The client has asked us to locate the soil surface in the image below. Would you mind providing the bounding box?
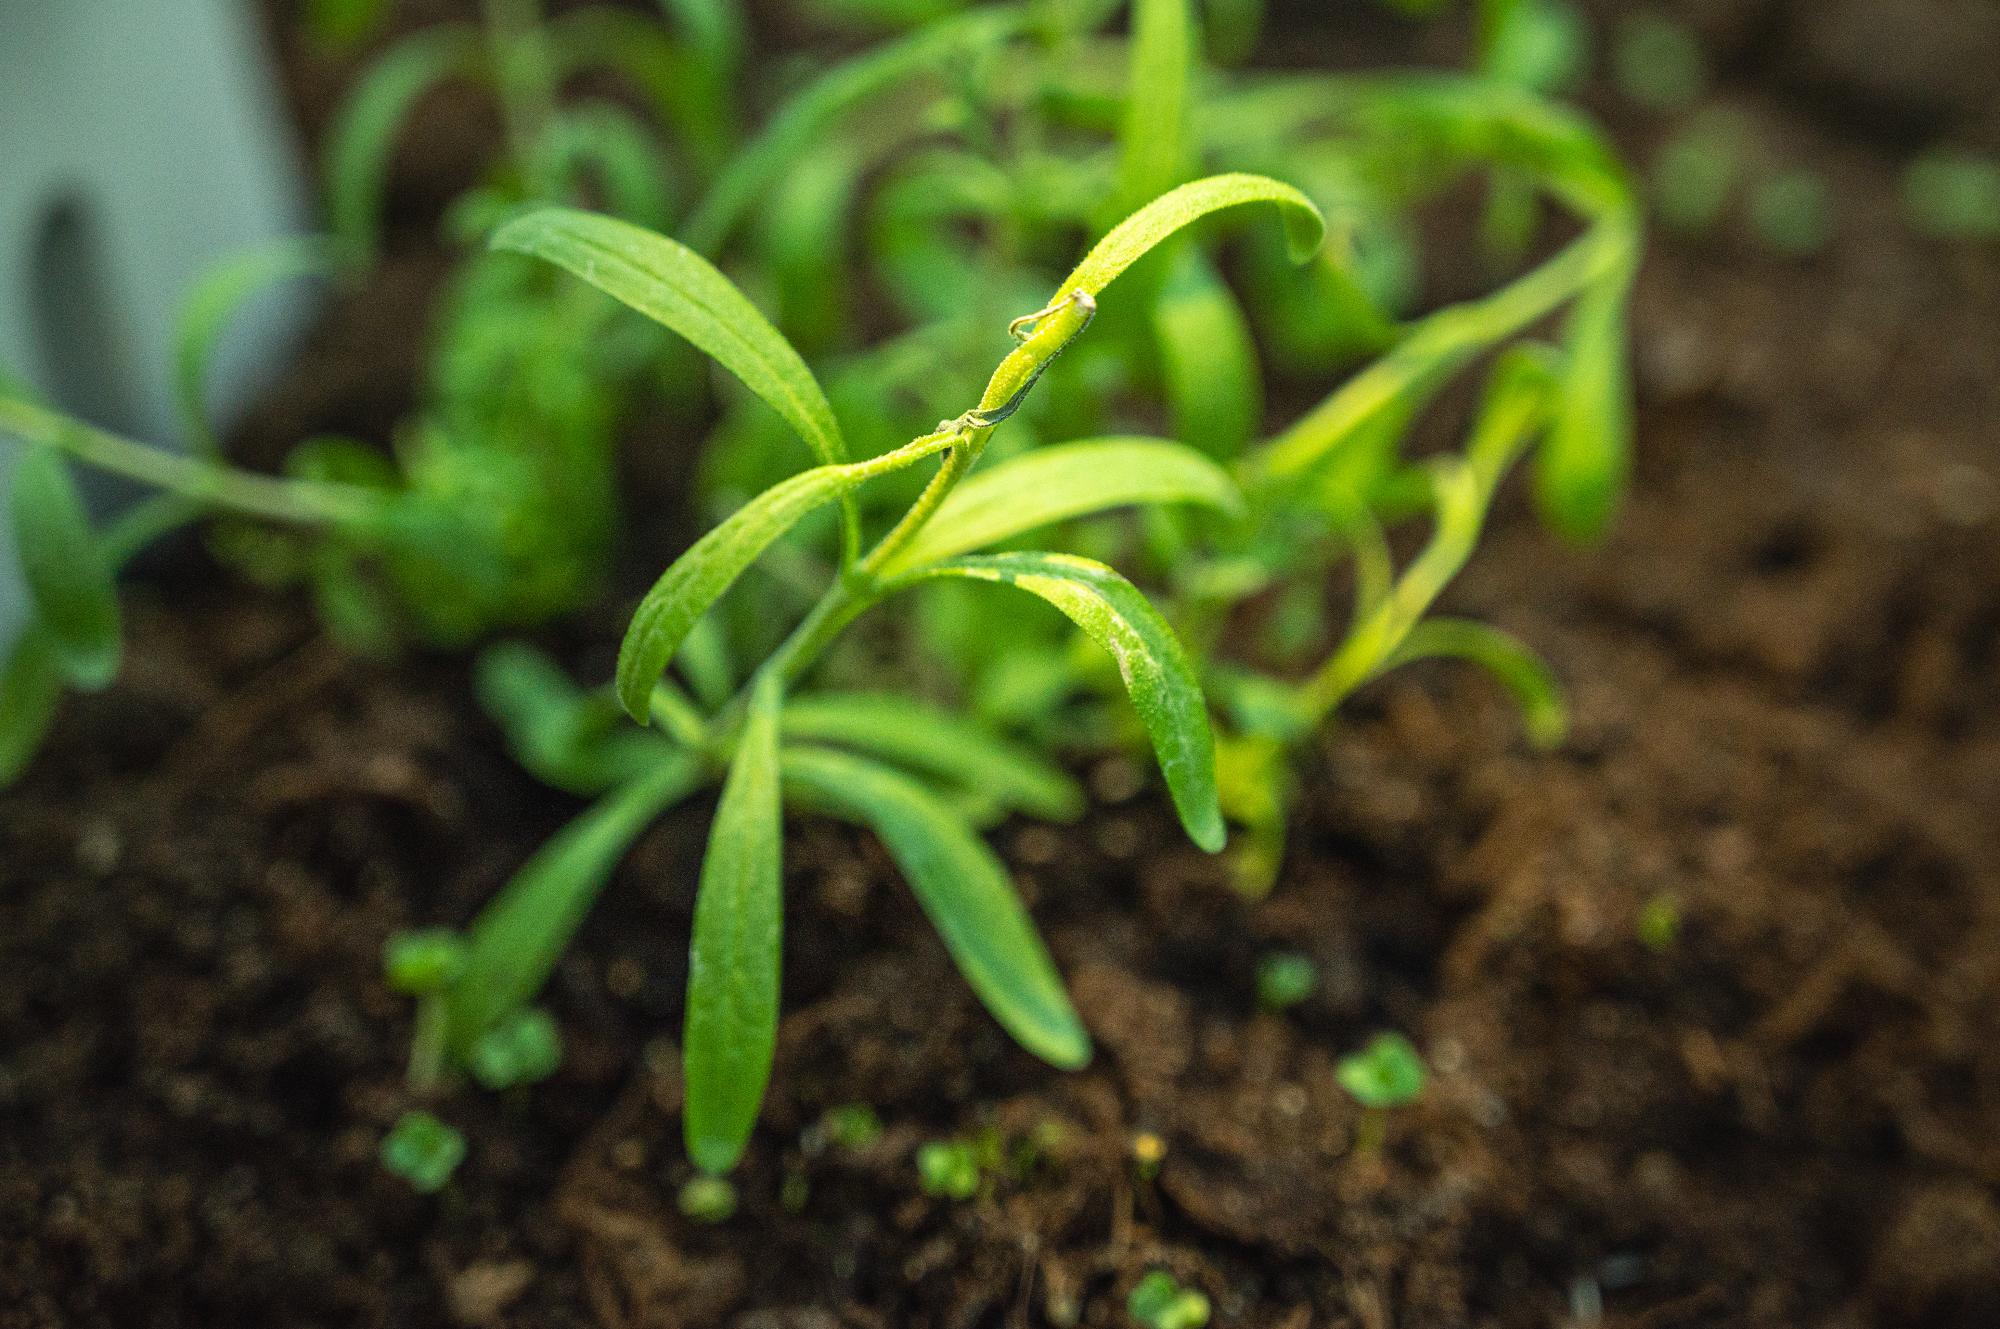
[7,3,2000,1327]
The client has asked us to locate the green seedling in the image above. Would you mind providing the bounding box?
[1749,169,1836,258]
[815,1103,885,1152]
[916,1138,985,1200]
[677,1174,739,1223]
[468,1007,563,1089]
[387,175,1322,1181]
[384,928,469,995]
[1652,108,1747,237]
[1128,1270,1212,1329]
[381,1109,467,1193]
[1255,950,1318,1012]
[1903,151,2000,242]
[1637,892,1682,953]
[1338,1031,1428,1154]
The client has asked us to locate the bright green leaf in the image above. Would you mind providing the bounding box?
[492,206,846,468]
[782,746,1090,1067]
[1535,268,1633,542]
[886,438,1241,573]
[893,553,1224,852]
[1054,173,1324,305]
[782,691,1084,822]
[684,674,784,1174]
[11,449,120,690]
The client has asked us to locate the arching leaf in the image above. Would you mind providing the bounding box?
[10,449,120,690]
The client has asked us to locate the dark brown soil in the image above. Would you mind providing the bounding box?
[8,5,2000,1327]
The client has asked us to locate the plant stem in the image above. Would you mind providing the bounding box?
[0,395,383,528]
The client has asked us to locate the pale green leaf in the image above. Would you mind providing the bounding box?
[682,7,1027,255]
[1153,249,1262,458]
[782,746,1089,1067]
[781,691,1083,822]
[1114,0,1198,217]
[1535,269,1633,543]
[885,438,1240,573]
[442,754,706,1056]
[1054,173,1323,305]
[614,427,959,720]
[684,674,784,1174]
[177,239,336,456]
[0,626,64,788]
[325,25,483,263]
[10,449,120,691]
[893,553,1224,852]
[492,206,846,469]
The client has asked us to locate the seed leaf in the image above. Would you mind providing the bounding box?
[177,239,335,456]
[894,553,1224,852]
[885,438,1241,573]
[782,746,1090,1068]
[612,428,957,720]
[442,753,706,1056]
[11,449,121,690]
[782,691,1083,823]
[684,675,784,1175]
[1054,174,1324,305]
[492,206,846,469]
[0,626,64,787]
[325,25,483,264]
[682,7,1026,255]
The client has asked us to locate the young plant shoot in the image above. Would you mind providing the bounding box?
[391,175,1325,1179]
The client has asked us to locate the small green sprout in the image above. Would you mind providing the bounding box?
[383,928,468,996]
[1749,170,1836,258]
[381,1110,467,1194]
[1611,12,1708,111]
[819,1103,885,1151]
[1637,892,1683,952]
[1128,1270,1211,1329]
[677,1174,738,1223]
[1902,151,2000,242]
[1255,951,1318,1012]
[916,1139,984,1200]
[1651,110,1746,236]
[468,1008,564,1090]
[1338,1032,1428,1156]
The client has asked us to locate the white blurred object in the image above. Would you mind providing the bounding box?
[0,0,315,651]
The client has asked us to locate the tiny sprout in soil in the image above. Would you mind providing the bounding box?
[1256,950,1318,1011]
[380,1110,467,1195]
[1128,1270,1212,1329]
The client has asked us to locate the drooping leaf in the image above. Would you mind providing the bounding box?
[492,206,846,468]
[781,691,1083,822]
[684,674,784,1174]
[1153,249,1262,458]
[892,553,1224,851]
[613,427,958,720]
[10,449,120,690]
[886,438,1240,573]
[782,746,1089,1067]
[177,239,336,456]
[325,25,484,263]
[441,753,707,1056]
[1113,0,1198,218]
[682,7,1027,255]
[0,626,64,787]
[1054,174,1322,307]
[1389,617,1567,749]
[476,641,673,795]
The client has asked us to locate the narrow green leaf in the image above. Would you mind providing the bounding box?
[475,642,673,795]
[325,25,483,263]
[1387,617,1567,749]
[684,675,784,1174]
[614,427,958,720]
[885,438,1240,573]
[1153,249,1262,459]
[1535,269,1633,543]
[782,746,1089,1067]
[1054,173,1323,305]
[781,691,1083,822]
[177,239,335,456]
[895,553,1224,852]
[442,753,706,1056]
[682,7,1026,255]
[11,449,120,690]
[534,103,678,229]
[0,626,64,788]
[1114,0,1198,217]
[492,206,846,468]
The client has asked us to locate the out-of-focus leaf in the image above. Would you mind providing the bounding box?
[10,449,120,690]
[1113,0,1197,218]
[0,626,64,787]
[1535,266,1632,542]
[177,239,336,456]
[1387,617,1567,748]
[1153,249,1261,458]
